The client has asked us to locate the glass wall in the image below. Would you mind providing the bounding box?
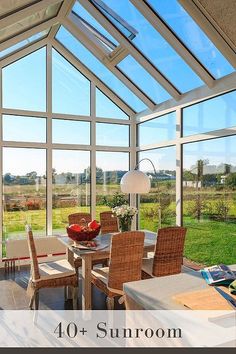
[138,112,176,147]
[3,148,47,240]
[183,137,236,265]
[96,152,129,219]
[52,150,91,234]
[139,147,176,232]
[0,45,131,258]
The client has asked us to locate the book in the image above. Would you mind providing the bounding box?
[201,264,236,286]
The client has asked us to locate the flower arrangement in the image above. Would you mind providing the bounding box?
[112,204,138,232]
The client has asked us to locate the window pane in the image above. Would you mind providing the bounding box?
[138,112,176,146]
[52,49,90,116]
[96,151,129,218]
[72,1,118,46]
[118,55,171,104]
[139,147,176,231]
[52,150,90,234]
[183,91,236,136]
[95,0,203,92]
[96,123,129,147]
[56,26,147,112]
[0,30,49,59]
[96,88,128,119]
[148,0,234,79]
[3,115,46,143]
[183,137,236,265]
[52,119,90,145]
[2,148,46,247]
[2,47,46,111]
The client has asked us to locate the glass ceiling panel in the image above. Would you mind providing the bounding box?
[118,55,171,104]
[148,0,234,79]
[72,1,118,47]
[92,0,204,92]
[56,26,147,112]
[0,2,61,42]
[0,30,49,58]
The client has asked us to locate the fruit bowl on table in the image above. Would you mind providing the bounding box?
[66,220,101,242]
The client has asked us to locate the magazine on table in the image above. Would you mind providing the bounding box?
[201,264,236,286]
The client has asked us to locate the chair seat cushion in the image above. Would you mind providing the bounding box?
[39,259,76,280]
[142,257,154,277]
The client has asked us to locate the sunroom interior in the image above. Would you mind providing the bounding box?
[0,0,235,310]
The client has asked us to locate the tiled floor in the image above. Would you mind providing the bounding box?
[0,265,124,310]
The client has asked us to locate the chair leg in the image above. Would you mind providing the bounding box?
[34,291,39,310]
[72,287,78,310]
[106,297,114,310]
[29,293,35,310]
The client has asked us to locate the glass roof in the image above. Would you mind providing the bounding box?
[117,55,171,104]
[56,26,147,112]
[0,0,235,115]
[72,1,118,47]
[92,0,204,92]
[148,0,234,79]
[0,30,49,59]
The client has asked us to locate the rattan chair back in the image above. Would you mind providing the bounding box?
[100,211,119,234]
[153,227,187,277]
[68,212,91,225]
[108,231,145,291]
[26,225,40,281]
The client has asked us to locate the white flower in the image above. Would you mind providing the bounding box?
[112,204,138,220]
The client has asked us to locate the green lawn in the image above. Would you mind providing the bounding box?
[2,201,236,266]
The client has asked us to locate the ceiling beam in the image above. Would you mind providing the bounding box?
[0,17,59,53]
[48,0,76,39]
[0,0,63,31]
[79,0,181,101]
[179,0,236,69]
[51,38,135,117]
[63,15,156,110]
[131,0,214,87]
[136,72,236,121]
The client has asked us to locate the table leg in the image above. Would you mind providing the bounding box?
[81,254,92,310]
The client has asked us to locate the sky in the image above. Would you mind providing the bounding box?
[1,0,235,175]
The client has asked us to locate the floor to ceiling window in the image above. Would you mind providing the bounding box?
[0,43,131,258]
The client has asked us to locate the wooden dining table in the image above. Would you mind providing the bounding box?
[57,230,157,310]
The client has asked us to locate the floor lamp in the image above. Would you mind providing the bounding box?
[120,158,161,228]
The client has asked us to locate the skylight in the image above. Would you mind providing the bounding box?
[56,26,147,112]
[91,0,204,92]
[117,55,171,104]
[72,1,118,48]
[148,0,234,79]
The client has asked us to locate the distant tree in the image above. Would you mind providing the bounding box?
[226,173,236,189]
[3,173,12,185]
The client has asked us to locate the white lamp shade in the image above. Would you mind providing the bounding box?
[120,170,151,194]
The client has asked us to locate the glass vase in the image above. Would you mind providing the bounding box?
[119,218,132,232]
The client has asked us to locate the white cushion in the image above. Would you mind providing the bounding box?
[39,259,76,280]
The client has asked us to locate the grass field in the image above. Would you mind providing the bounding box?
[2,183,236,265]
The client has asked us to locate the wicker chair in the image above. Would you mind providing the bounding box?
[142,227,187,279]
[26,226,78,310]
[68,212,92,225]
[100,211,119,234]
[91,231,145,310]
